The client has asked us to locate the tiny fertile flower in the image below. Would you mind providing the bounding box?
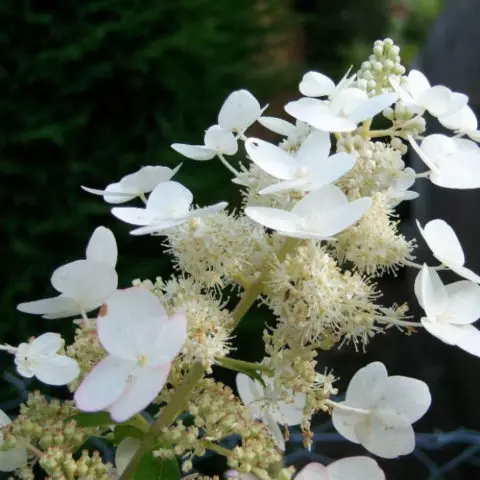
[245,184,371,240]
[389,69,468,117]
[236,373,306,451]
[409,134,480,189]
[17,227,118,319]
[295,457,385,480]
[438,104,480,142]
[0,409,27,472]
[332,361,431,458]
[111,181,227,235]
[1,332,80,385]
[75,287,187,422]
[244,130,356,194]
[285,70,398,132]
[81,164,181,204]
[416,219,480,282]
[415,265,480,357]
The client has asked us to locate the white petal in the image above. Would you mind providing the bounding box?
[407,70,431,98]
[218,89,261,132]
[109,365,171,422]
[86,226,117,267]
[295,463,329,480]
[259,178,310,195]
[417,219,465,266]
[307,152,356,188]
[34,355,80,386]
[204,125,238,155]
[257,116,296,137]
[81,184,137,204]
[146,181,193,218]
[273,393,306,426]
[186,202,228,220]
[439,105,477,132]
[115,438,141,476]
[17,295,79,317]
[346,362,388,409]
[0,410,11,426]
[171,143,216,161]
[245,138,297,180]
[348,92,398,124]
[445,281,480,324]
[447,264,480,283]
[236,373,263,419]
[327,457,385,480]
[355,410,415,458]
[420,264,449,319]
[0,447,27,472]
[111,207,160,226]
[299,71,336,97]
[262,412,285,451]
[29,332,62,356]
[121,165,181,193]
[431,153,480,189]
[389,76,417,108]
[407,135,439,172]
[296,130,331,166]
[129,219,189,236]
[331,406,362,444]
[97,287,169,360]
[292,184,347,217]
[422,321,480,357]
[51,260,118,305]
[244,206,302,233]
[420,86,468,117]
[75,355,134,412]
[375,376,431,423]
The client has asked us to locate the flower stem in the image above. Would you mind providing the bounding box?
[374,316,423,328]
[404,260,447,270]
[324,399,370,415]
[216,357,273,375]
[202,440,232,457]
[218,153,241,176]
[367,128,397,138]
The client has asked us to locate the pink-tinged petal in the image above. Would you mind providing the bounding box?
[420,265,449,319]
[204,125,238,155]
[51,260,118,305]
[109,364,171,422]
[345,362,388,409]
[375,376,431,423]
[218,90,261,132]
[75,356,134,412]
[445,281,480,324]
[34,355,80,386]
[262,412,285,451]
[17,295,79,317]
[148,311,187,365]
[171,143,216,161]
[257,116,296,137]
[29,332,62,356]
[327,457,385,480]
[296,463,330,480]
[245,138,297,180]
[97,288,168,360]
[146,181,192,217]
[355,410,415,458]
[86,226,117,267]
[331,406,362,444]
[348,92,398,124]
[244,206,303,233]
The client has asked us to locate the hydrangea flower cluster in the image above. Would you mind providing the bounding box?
[3,38,480,480]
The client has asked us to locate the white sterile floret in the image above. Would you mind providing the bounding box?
[17,227,118,319]
[75,287,187,422]
[295,457,385,480]
[285,70,398,133]
[218,89,263,134]
[236,373,306,451]
[416,219,480,282]
[171,125,238,161]
[111,180,227,235]
[415,265,480,357]
[438,104,480,142]
[387,167,419,206]
[1,332,80,385]
[389,69,468,117]
[81,164,181,204]
[0,409,27,472]
[245,184,371,240]
[332,361,431,458]
[408,134,480,189]
[244,130,356,195]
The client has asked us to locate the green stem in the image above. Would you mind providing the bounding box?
[367,128,397,138]
[202,440,232,457]
[216,357,273,374]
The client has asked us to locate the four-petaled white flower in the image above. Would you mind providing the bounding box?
[389,70,468,117]
[81,165,181,204]
[245,185,371,240]
[439,104,480,142]
[218,89,263,135]
[295,457,385,480]
[0,409,27,472]
[415,265,480,358]
[1,332,80,385]
[285,70,398,133]
[416,219,480,283]
[236,373,306,451]
[244,131,356,195]
[408,134,480,189]
[332,361,431,458]
[75,287,187,422]
[386,167,419,206]
[111,181,227,235]
[17,227,118,319]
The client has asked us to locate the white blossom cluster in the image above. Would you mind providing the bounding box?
[2,37,480,480]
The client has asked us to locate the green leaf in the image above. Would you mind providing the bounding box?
[113,425,145,445]
[134,452,180,480]
[66,412,114,428]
